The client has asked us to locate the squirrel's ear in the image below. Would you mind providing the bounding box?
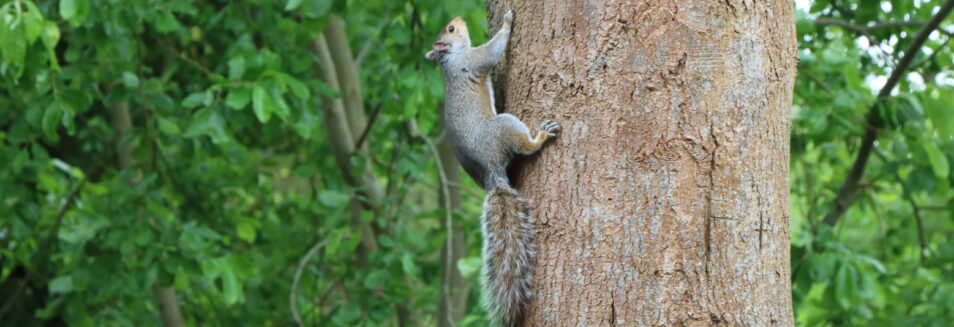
[425,50,438,61]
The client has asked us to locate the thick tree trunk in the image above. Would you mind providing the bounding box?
[486,1,797,326]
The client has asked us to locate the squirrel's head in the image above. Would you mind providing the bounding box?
[425,17,471,62]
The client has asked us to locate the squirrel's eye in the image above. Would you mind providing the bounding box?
[448,26,455,33]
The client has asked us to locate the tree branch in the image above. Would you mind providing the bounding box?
[407,118,457,327]
[814,18,953,36]
[351,103,383,154]
[0,178,86,321]
[822,0,954,226]
[354,16,391,67]
[290,238,332,327]
[873,149,928,264]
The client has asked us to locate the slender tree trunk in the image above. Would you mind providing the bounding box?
[437,131,470,327]
[486,1,797,325]
[110,102,184,327]
[310,35,379,259]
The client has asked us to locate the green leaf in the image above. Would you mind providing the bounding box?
[834,262,858,310]
[318,190,350,208]
[236,220,256,243]
[0,19,27,72]
[284,0,304,11]
[59,214,108,244]
[42,101,64,140]
[157,117,181,136]
[456,256,482,277]
[331,302,361,325]
[24,4,43,44]
[268,87,290,120]
[278,73,310,100]
[60,0,78,20]
[226,87,251,110]
[184,107,229,143]
[364,270,389,288]
[222,265,242,305]
[182,92,206,109]
[842,63,862,92]
[923,141,949,179]
[401,254,420,276]
[49,275,74,293]
[122,71,140,88]
[41,21,60,51]
[301,0,332,18]
[228,57,245,80]
[155,11,183,33]
[251,85,271,123]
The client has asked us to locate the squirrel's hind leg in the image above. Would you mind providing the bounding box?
[490,114,560,155]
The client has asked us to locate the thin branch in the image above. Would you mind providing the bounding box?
[873,149,928,264]
[351,103,383,155]
[814,18,953,36]
[290,236,344,327]
[407,118,456,327]
[822,0,954,226]
[354,16,392,67]
[0,178,86,320]
[798,66,833,94]
[910,35,954,72]
[160,41,218,80]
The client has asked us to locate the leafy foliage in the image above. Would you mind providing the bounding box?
[0,0,952,326]
[792,0,954,325]
[0,0,489,325]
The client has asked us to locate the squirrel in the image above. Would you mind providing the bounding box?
[425,10,559,327]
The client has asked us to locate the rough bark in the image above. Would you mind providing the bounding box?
[110,102,184,327]
[486,1,797,326]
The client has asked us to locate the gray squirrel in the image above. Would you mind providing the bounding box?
[425,10,560,327]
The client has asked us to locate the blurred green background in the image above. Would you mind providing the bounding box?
[0,0,951,326]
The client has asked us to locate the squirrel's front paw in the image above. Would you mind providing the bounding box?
[504,10,513,24]
[539,120,560,137]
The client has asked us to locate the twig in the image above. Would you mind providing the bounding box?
[910,35,954,72]
[407,118,456,327]
[873,149,928,264]
[797,66,832,94]
[159,41,218,79]
[354,16,392,67]
[351,103,383,155]
[0,178,86,320]
[822,0,954,226]
[814,18,954,36]
[41,179,86,264]
[290,237,334,327]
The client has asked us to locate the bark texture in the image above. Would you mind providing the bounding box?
[485,1,797,326]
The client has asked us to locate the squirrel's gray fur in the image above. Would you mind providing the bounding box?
[425,10,559,327]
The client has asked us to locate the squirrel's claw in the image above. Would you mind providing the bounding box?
[539,120,560,137]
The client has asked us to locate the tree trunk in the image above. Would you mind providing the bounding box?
[486,1,797,326]
[110,102,185,327]
[437,131,470,327]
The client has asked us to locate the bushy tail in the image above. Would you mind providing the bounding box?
[481,180,535,327]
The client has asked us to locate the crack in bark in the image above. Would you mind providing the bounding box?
[703,122,719,276]
[609,294,617,326]
[756,211,765,251]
